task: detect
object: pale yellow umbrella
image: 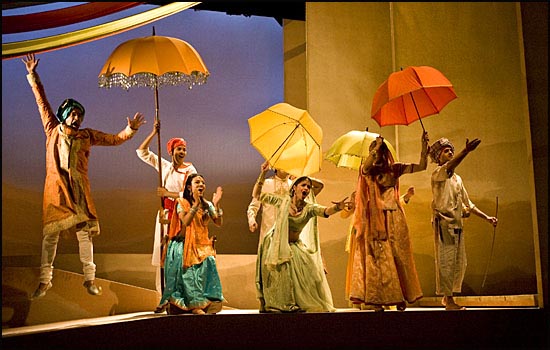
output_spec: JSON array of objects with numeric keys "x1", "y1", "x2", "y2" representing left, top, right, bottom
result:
[{"x1": 325, "y1": 130, "x2": 398, "y2": 171}]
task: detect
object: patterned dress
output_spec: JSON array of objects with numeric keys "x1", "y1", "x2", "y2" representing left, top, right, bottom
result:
[{"x1": 347, "y1": 163, "x2": 423, "y2": 307}]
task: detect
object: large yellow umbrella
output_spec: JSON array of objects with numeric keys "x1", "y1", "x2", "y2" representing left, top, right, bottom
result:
[
  {"x1": 98, "y1": 29, "x2": 209, "y2": 190},
  {"x1": 248, "y1": 103, "x2": 323, "y2": 177}
]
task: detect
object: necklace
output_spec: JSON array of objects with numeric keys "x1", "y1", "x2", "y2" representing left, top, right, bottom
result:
[{"x1": 290, "y1": 201, "x2": 305, "y2": 216}]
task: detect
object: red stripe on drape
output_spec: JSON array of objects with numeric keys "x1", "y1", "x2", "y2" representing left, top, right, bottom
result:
[{"x1": 2, "y1": 2, "x2": 145, "y2": 34}]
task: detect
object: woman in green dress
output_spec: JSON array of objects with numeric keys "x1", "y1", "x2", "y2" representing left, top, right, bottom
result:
[{"x1": 253, "y1": 161, "x2": 351, "y2": 313}]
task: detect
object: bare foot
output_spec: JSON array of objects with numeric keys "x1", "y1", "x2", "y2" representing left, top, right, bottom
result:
[{"x1": 192, "y1": 308, "x2": 206, "y2": 315}]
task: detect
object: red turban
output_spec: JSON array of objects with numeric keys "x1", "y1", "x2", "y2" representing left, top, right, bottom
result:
[{"x1": 166, "y1": 138, "x2": 187, "y2": 155}]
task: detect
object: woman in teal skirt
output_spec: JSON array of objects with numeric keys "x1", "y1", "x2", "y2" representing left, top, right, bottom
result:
[{"x1": 156, "y1": 173, "x2": 224, "y2": 315}]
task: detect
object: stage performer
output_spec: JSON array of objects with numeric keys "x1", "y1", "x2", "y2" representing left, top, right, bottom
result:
[
  {"x1": 156, "y1": 174, "x2": 225, "y2": 315},
  {"x1": 247, "y1": 166, "x2": 292, "y2": 248},
  {"x1": 23, "y1": 53, "x2": 145, "y2": 299},
  {"x1": 429, "y1": 137, "x2": 498, "y2": 310},
  {"x1": 253, "y1": 161, "x2": 351, "y2": 313},
  {"x1": 347, "y1": 132, "x2": 429, "y2": 311},
  {"x1": 247, "y1": 161, "x2": 324, "y2": 249},
  {"x1": 136, "y1": 120, "x2": 197, "y2": 297}
]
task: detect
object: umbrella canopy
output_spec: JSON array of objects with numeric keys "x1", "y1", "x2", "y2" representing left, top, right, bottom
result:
[
  {"x1": 98, "y1": 34, "x2": 209, "y2": 90},
  {"x1": 371, "y1": 66, "x2": 457, "y2": 131},
  {"x1": 248, "y1": 103, "x2": 323, "y2": 177},
  {"x1": 325, "y1": 130, "x2": 397, "y2": 171}
]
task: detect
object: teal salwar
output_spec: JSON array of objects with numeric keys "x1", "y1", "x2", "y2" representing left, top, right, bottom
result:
[{"x1": 160, "y1": 240, "x2": 223, "y2": 311}]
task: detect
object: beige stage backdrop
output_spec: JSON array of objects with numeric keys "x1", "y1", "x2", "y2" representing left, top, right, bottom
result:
[
  {"x1": 3, "y1": 2, "x2": 545, "y2": 312},
  {"x1": 292, "y1": 2, "x2": 540, "y2": 307}
]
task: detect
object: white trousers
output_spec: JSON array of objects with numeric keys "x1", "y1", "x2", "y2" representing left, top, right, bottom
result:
[{"x1": 39, "y1": 230, "x2": 96, "y2": 284}]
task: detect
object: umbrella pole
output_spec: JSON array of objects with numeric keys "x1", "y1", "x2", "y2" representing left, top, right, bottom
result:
[
  {"x1": 410, "y1": 93, "x2": 426, "y2": 133},
  {"x1": 154, "y1": 83, "x2": 166, "y2": 293}
]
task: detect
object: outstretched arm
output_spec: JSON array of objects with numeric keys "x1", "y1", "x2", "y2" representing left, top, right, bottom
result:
[
  {"x1": 324, "y1": 196, "x2": 351, "y2": 216},
  {"x1": 446, "y1": 138, "x2": 481, "y2": 173}
]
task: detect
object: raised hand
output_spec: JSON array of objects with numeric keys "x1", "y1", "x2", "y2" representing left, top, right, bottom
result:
[
  {"x1": 260, "y1": 160, "x2": 270, "y2": 173},
  {"x1": 22, "y1": 53, "x2": 39, "y2": 74},
  {"x1": 127, "y1": 112, "x2": 146, "y2": 130},
  {"x1": 212, "y1": 186, "x2": 223, "y2": 207},
  {"x1": 331, "y1": 196, "x2": 350, "y2": 211},
  {"x1": 465, "y1": 138, "x2": 481, "y2": 152}
]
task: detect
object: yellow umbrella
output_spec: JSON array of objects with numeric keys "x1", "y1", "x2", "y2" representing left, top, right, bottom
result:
[
  {"x1": 248, "y1": 103, "x2": 323, "y2": 177},
  {"x1": 325, "y1": 130, "x2": 397, "y2": 171},
  {"x1": 98, "y1": 34, "x2": 209, "y2": 90},
  {"x1": 98, "y1": 29, "x2": 209, "y2": 189}
]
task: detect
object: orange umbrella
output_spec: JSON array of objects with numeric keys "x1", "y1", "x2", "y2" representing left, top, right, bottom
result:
[{"x1": 371, "y1": 66, "x2": 457, "y2": 132}]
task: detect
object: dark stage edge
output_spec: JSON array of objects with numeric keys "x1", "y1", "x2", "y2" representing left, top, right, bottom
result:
[{"x1": 2, "y1": 308, "x2": 548, "y2": 350}]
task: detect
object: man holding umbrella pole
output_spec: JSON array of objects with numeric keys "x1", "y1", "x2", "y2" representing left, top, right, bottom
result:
[{"x1": 23, "y1": 53, "x2": 145, "y2": 299}]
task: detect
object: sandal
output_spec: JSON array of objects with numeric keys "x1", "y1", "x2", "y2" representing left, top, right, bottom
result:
[{"x1": 154, "y1": 302, "x2": 169, "y2": 314}]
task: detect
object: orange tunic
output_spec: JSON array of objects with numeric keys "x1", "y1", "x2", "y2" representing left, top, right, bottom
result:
[
  {"x1": 165, "y1": 198, "x2": 216, "y2": 268},
  {"x1": 27, "y1": 72, "x2": 136, "y2": 236}
]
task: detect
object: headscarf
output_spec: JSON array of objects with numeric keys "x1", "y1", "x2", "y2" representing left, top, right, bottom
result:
[
  {"x1": 56, "y1": 98, "x2": 85, "y2": 123},
  {"x1": 166, "y1": 137, "x2": 187, "y2": 155},
  {"x1": 289, "y1": 176, "x2": 311, "y2": 197},
  {"x1": 429, "y1": 137, "x2": 454, "y2": 164},
  {"x1": 264, "y1": 175, "x2": 325, "y2": 268}
]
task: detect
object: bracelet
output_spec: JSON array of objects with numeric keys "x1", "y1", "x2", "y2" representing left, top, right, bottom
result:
[
  {"x1": 257, "y1": 174, "x2": 265, "y2": 185},
  {"x1": 189, "y1": 207, "x2": 198, "y2": 215}
]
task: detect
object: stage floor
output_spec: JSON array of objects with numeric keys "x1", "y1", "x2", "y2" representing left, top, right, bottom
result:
[
  {"x1": 3, "y1": 306, "x2": 548, "y2": 350},
  {"x1": 2, "y1": 305, "x2": 542, "y2": 337}
]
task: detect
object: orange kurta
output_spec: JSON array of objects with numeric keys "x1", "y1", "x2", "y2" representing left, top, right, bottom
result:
[
  {"x1": 27, "y1": 72, "x2": 136, "y2": 236},
  {"x1": 165, "y1": 198, "x2": 216, "y2": 268}
]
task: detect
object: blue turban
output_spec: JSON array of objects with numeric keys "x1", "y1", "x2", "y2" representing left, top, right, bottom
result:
[{"x1": 56, "y1": 98, "x2": 85, "y2": 123}]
